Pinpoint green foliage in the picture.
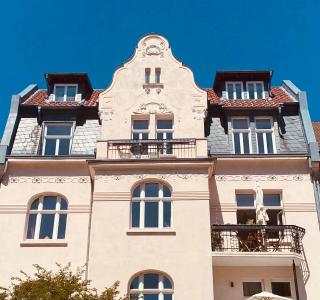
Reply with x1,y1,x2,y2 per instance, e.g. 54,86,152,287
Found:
0,264,128,300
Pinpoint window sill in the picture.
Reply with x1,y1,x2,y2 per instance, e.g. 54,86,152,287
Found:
126,229,176,236
142,83,164,89
20,240,68,247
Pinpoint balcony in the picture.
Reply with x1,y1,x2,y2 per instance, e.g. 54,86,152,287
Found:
211,224,305,266
105,139,198,160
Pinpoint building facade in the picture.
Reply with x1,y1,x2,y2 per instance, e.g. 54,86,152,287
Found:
0,34,319,300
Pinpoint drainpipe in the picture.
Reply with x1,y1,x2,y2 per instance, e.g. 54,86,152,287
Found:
292,260,300,300
84,161,95,281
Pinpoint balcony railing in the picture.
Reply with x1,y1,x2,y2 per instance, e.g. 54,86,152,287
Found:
211,224,305,254
107,139,196,159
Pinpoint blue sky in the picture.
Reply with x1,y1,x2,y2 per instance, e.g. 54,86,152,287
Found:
0,0,319,135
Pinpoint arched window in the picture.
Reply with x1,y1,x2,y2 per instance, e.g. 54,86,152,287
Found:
131,182,172,228
129,272,174,300
26,195,68,240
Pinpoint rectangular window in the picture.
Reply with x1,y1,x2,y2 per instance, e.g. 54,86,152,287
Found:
232,118,251,154
271,282,291,297
243,282,262,297
226,82,243,99
43,124,73,156
263,194,281,206
255,118,275,154
236,194,254,207
247,81,264,99
155,68,161,84
144,202,159,227
145,68,151,84
156,119,173,154
163,201,172,227
54,84,78,102
131,202,140,228
132,120,149,140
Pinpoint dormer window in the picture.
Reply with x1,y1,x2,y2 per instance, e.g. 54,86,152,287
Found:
247,81,264,99
226,82,243,99
53,84,78,102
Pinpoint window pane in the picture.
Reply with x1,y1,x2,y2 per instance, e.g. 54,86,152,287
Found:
271,282,291,297
131,202,140,228
256,83,263,98
57,214,67,239
133,120,149,130
236,194,254,207
142,133,149,140
39,214,55,239
243,282,262,297
145,69,151,84
145,183,159,198
248,83,255,99
155,69,161,84
133,186,141,198
266,132,274,153
55,86,65,101
166,132,173,140
257,132,265,154
164,295,172,300
163,202,171,227
235,83,242,99
163,186,171,197
143,294,158,300
157,120,173,130
145,202,159,227
256,119,272,129
157,132,163,140
233,132,241,154
43,196,57,210
227,84,234,99
163,276,172,289
233,119,249,130
47,125,72,136
58,139,70,155
60,198,68,210
144,274,159,289
44,139,56,155
27,214,37,239
130,276,140,289
30,199,39,210
243,132,250,154
66,86,77,101
263,194,281,206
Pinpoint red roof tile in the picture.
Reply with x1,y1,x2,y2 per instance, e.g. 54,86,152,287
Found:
312,122,320,145
206,87,294,108
22,89,102,107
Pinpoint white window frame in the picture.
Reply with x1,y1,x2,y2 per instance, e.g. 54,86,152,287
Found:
226,81,244,99
242,280,264,299
156,118,174,155
132,119,150,140
263,192,284,225
129,273,174,300
232,117,252,154
255,117,276,154
246,81,265,99
42,122,74,156
25,195,68,240
53,84,78,102
270,278,293,298
131,183,172,229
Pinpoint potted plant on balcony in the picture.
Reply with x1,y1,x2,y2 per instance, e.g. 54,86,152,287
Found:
211,231,224,251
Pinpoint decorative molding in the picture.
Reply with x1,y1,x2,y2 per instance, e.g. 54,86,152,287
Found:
6,176,90,184
133,102,172,115
141,36,166,58
95,173,208,183
99,110,114,121
215,174,310,182
192,106,207,120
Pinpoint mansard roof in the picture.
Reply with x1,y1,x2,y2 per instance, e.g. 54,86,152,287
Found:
22,89,102,107
206,86,294,109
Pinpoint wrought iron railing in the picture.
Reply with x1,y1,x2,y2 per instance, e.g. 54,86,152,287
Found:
211,224,305,254
107,139,196,159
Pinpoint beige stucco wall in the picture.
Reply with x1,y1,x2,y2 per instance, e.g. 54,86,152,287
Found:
211,158,319,300
97,34,207,159
0,160,91,286
88,165,214,299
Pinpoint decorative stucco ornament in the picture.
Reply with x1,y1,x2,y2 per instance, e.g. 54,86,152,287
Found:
99,110,114,121
192,106,207,120
141,35,166,57
134,102,172,115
